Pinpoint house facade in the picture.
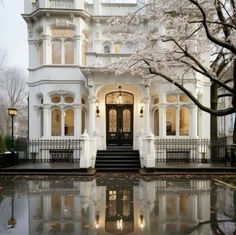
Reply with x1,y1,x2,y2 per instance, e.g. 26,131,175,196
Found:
23,0,211,168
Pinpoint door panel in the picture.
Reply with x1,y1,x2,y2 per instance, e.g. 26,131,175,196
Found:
106,105,133,146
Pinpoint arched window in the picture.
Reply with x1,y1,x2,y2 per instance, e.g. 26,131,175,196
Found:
51,28,74,64
51,108,61,136
179,107,189,136
104,45,111,53
52,40,62,64
113,42,122,53
64,40,74,64
64,109,74,136
166,107,176,136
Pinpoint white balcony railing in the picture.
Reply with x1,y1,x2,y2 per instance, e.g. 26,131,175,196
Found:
86,52,132,67
49,0,74,9
101,0,137,3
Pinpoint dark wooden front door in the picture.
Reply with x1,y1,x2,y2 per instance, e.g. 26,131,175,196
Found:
106,104,133,147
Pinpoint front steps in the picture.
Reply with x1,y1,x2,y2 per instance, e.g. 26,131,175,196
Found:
95,149,141,171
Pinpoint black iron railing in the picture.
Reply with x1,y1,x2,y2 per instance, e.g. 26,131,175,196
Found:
154,138,227,163
25,139,81,163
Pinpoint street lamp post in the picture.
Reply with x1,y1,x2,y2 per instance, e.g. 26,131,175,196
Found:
7,108,17,154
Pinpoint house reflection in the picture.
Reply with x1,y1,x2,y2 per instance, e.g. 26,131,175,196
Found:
24,178,216,235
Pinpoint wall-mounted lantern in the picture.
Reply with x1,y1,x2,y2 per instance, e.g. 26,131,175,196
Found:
140,103,144,117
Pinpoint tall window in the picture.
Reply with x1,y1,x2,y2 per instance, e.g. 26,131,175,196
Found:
51,28,74,64
166,94,190,136
50,94,75,137
64,40,74,64
179,107,189,136
52,40,62,64
64,109,74,136
51,108,61,136
166,107,176,136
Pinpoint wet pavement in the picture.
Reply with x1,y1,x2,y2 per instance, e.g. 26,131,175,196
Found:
0,173,236,235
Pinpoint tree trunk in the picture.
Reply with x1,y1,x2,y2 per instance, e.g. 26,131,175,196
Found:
233,117,236,144
211,82,219,161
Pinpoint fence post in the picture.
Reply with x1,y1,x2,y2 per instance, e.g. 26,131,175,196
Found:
143,135,156,168
80,130,92,169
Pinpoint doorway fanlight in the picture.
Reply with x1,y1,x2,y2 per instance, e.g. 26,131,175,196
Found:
96,99,100,117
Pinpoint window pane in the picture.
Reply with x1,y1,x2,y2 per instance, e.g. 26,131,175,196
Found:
123,109,131,132
166,107,176,135
64,109,74,136
166,95,177,103
51,29,74,38
179,95,189,102
106,92,133,104
113,43,122,53
65,41,74,64
154,109,159,136
104,45,110,53
52,41,61,64
109,109,117,132
51,96,61,103
179,107,189,136
51,109,61,136
64,96,74,103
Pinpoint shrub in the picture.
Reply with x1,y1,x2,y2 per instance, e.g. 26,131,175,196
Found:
4,136,15,151
0,135,6,153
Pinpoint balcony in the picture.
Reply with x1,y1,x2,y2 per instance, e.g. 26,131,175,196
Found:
49,0,74,9
101,0,137,3
85,52,132,67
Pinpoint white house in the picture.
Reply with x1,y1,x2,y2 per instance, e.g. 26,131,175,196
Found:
23,0,212,168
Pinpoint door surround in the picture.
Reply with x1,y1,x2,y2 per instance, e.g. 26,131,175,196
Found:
106,89,134,147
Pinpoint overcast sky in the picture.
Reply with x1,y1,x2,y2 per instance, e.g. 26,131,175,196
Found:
0,0,28,70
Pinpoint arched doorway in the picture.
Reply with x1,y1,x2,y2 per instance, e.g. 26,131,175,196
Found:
106,87,134,147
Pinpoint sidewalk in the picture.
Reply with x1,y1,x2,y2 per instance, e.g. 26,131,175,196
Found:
0,162,236,175
140,162,236,175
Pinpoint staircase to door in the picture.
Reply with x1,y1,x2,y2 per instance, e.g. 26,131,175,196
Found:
95,149,141,171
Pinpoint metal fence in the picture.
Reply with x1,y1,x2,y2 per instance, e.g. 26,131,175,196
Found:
16,139,81,163
154,138,227,163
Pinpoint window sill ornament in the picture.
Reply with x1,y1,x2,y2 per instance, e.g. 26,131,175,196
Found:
96,99,100,117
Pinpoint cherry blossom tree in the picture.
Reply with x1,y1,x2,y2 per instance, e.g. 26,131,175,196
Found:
104,0,236,144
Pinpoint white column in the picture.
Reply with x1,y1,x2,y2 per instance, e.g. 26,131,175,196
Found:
190,105,198,137
61,107,65,136
43,105,51,138
80,130,92,168
88,85,96,136
61,39,65,64
143,83,151,136
74,104,82,138
159,104,165,137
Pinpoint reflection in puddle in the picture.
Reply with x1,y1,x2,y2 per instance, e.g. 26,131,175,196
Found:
0,175,235,235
